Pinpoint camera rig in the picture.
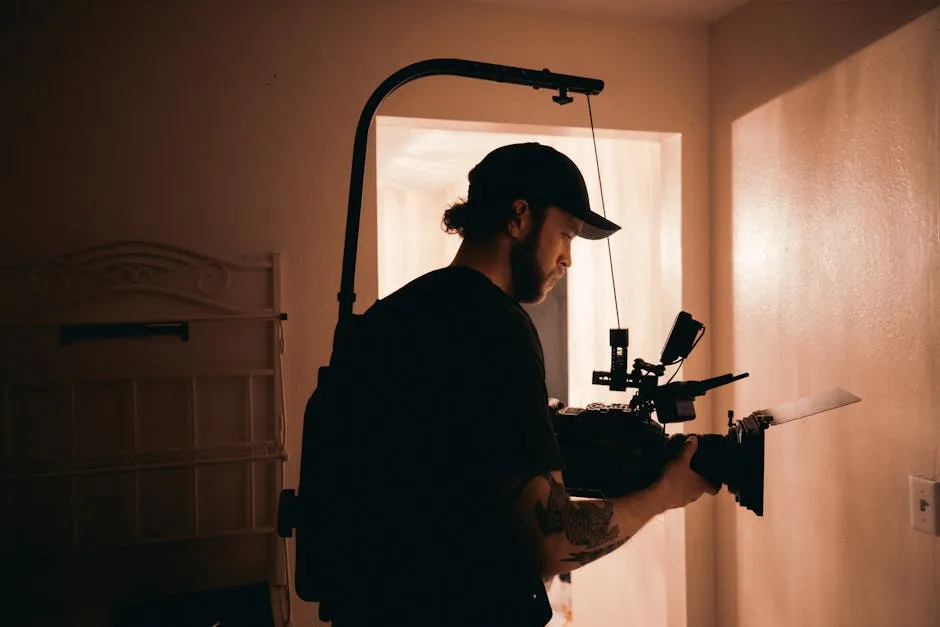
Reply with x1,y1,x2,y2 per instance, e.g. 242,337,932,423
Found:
275,58,862,608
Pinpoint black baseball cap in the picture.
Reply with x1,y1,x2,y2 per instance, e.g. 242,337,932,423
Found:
467,142,621,240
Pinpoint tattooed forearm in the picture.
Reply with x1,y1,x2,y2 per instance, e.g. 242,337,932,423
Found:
533,473,620,548
526,471,667,575
562,537,629,565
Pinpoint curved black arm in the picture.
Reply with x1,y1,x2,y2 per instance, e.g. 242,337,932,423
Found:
337,58,605,323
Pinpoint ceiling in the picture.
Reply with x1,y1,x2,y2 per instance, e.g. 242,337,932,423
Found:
467,0,751,22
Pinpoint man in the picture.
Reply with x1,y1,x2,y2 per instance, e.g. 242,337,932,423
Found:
311,143,716,627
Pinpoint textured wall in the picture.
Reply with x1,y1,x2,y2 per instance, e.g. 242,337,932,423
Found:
710,4,940,627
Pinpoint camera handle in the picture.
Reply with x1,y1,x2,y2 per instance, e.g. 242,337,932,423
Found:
665,431,731,492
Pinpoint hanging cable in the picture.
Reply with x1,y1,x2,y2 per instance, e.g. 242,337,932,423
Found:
586,95,621,330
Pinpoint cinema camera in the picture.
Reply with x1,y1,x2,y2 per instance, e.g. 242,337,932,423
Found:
551,311,763,511
554,310,862,516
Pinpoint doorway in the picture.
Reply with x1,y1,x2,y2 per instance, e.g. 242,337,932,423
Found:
376,115,683,627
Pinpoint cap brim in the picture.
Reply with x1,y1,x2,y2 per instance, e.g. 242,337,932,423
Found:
578,211,621,240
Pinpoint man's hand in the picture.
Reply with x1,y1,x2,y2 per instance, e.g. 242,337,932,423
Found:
657,436,720,510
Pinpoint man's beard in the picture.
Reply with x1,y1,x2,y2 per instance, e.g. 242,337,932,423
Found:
510,225,550,304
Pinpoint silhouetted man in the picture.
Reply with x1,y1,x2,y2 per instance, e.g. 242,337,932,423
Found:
308,143,716,627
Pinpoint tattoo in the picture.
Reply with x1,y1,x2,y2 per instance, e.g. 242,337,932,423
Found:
562,537,629,565
533,474,620,548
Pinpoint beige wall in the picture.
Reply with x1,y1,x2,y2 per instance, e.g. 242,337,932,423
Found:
14,0,937,625
2,1,712,625
0,0,940,627
709,3,940,627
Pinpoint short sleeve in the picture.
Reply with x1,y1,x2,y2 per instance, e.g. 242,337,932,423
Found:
451,306,565,485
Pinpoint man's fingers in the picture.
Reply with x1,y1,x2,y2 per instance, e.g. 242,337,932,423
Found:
682,437,718,494
681,435,698,461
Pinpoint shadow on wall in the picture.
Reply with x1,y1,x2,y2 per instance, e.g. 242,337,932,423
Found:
708,3,939,627
709,0,939,124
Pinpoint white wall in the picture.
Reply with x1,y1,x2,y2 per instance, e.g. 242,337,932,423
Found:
709,5,940,627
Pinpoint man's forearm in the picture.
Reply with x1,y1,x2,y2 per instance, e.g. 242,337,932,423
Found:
534,473,668,576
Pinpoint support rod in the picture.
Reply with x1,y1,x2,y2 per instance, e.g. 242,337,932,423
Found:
337,58,605,323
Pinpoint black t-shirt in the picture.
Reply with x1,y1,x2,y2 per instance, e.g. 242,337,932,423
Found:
313,266,564,626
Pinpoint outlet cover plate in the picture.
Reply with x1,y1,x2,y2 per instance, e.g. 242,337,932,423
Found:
909,475,940,536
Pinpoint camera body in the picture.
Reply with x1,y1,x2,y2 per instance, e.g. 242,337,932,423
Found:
551,402,672,498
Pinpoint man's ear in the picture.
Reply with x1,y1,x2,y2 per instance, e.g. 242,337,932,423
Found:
507,199,530,241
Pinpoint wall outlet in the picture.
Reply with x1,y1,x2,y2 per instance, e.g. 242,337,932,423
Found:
909,475,940,536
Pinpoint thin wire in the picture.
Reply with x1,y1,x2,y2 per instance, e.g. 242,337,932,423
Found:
586,95,621,330
662,328,704,384
664,360,684,385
